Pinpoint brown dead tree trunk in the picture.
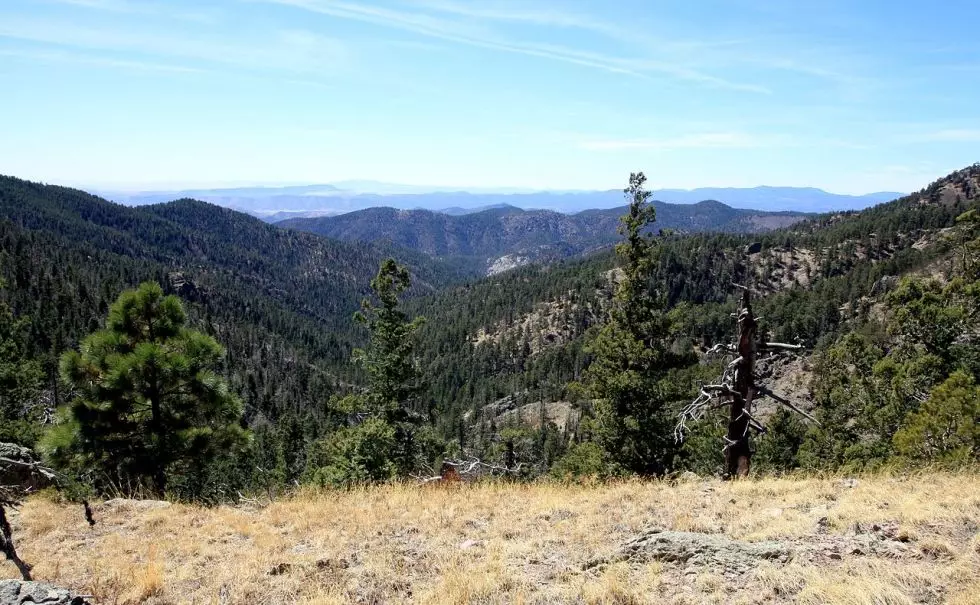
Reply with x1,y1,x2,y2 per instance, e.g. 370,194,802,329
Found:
676,283,816,480
727,289,757,478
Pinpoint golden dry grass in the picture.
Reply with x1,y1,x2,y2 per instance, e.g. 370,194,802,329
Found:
3,472,979,604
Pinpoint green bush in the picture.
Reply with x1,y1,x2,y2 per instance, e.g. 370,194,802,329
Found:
307,418,398,488
550,442,615,479
893,371,980,464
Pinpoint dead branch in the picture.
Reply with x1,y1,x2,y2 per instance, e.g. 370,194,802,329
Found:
0,457,57,481
414,457,524,484
761,342,805,352
756,387,821,425
730,282,764,295
705,343,736,356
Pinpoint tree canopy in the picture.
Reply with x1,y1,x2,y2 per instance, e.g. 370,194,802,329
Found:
45,282,246,497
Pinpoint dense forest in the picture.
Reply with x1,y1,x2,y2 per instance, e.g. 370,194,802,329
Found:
1,165,978,501
279,199,806,274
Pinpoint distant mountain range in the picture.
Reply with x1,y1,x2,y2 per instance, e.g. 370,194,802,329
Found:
99,183,905,216
279,201,809,275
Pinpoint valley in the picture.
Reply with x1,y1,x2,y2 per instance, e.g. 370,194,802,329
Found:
2,165,979,603
3,1,979,601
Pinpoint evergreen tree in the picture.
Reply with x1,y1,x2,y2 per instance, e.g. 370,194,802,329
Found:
45,282,246,497
309,259,438,486
353,259,426,417
893,371,980,464
584,173,687,475
0,278,44,446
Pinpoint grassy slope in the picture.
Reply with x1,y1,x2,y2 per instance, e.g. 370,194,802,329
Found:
6,473,979,604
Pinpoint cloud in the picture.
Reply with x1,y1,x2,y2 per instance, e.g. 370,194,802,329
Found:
923,129,980,142
577,132,784,151
42,0,221,22
0,47,206,73
404,0,622,34
0,18,349,76
256,0,768,92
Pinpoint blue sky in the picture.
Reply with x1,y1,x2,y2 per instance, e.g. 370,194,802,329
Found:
1,0,978,194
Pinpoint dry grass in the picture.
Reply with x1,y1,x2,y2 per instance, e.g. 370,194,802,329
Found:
3,472,979,604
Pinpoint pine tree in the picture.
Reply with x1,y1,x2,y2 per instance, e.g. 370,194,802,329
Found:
0,278,44,446
353,259,425,416
309,259,435,486
46,282,246,497
584,173,685,475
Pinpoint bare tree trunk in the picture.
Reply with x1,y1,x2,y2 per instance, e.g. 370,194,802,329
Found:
1,504,33,580
726,290,757,478
677,283,816,478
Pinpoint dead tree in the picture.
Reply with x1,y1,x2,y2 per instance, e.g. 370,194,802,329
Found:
1,442,95,580
413,457,525,485
1,445,57,580
675,287,818,478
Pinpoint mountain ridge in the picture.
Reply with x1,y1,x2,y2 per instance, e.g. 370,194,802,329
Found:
99,184,905,215
279,200,809,274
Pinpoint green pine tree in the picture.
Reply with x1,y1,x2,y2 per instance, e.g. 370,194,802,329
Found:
44,282,246,497
309,259,438,486
893,371,980,464
584,173,687,475
353,259,426,417
0,278,44,446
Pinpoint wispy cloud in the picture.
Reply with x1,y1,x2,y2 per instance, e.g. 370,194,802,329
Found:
0,47,206,73
42,0,221,22
577,132,786,151
0,17,349,75
923,129,980,142
405,0,622,35
255,0,769,92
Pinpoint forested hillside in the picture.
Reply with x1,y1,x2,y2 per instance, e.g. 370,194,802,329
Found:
1,165,978,501
0,176,469,452
280,201,806,274
405,165,979,475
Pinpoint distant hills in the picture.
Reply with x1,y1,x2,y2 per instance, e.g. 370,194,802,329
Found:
279,201,808,275
99,183,905,216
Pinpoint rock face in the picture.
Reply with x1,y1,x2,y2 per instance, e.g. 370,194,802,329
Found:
0,580,92,605
0,443,53,496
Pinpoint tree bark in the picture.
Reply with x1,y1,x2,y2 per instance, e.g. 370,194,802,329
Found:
726,290,757,478
148,378,166,497
1,504,33,580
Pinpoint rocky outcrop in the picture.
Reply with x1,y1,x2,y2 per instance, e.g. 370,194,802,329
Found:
0,580,92,605
588,529,790,574
0,443,55,503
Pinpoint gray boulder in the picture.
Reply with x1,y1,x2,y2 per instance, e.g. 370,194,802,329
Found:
0,580,92,605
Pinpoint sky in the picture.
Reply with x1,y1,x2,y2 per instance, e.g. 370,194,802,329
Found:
1,0,978,194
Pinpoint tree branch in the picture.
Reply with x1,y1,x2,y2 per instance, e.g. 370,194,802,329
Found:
756,387,821,425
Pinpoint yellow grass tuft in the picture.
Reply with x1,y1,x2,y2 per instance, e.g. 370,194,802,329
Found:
1,472,977,604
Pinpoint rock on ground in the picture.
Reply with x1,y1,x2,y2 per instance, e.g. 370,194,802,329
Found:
589,528,791,574
0,580,92,605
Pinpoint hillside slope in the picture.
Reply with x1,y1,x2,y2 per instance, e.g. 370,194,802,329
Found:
407,165,979,441
280,201,807,274
6,474,978,604
0,175,469,425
